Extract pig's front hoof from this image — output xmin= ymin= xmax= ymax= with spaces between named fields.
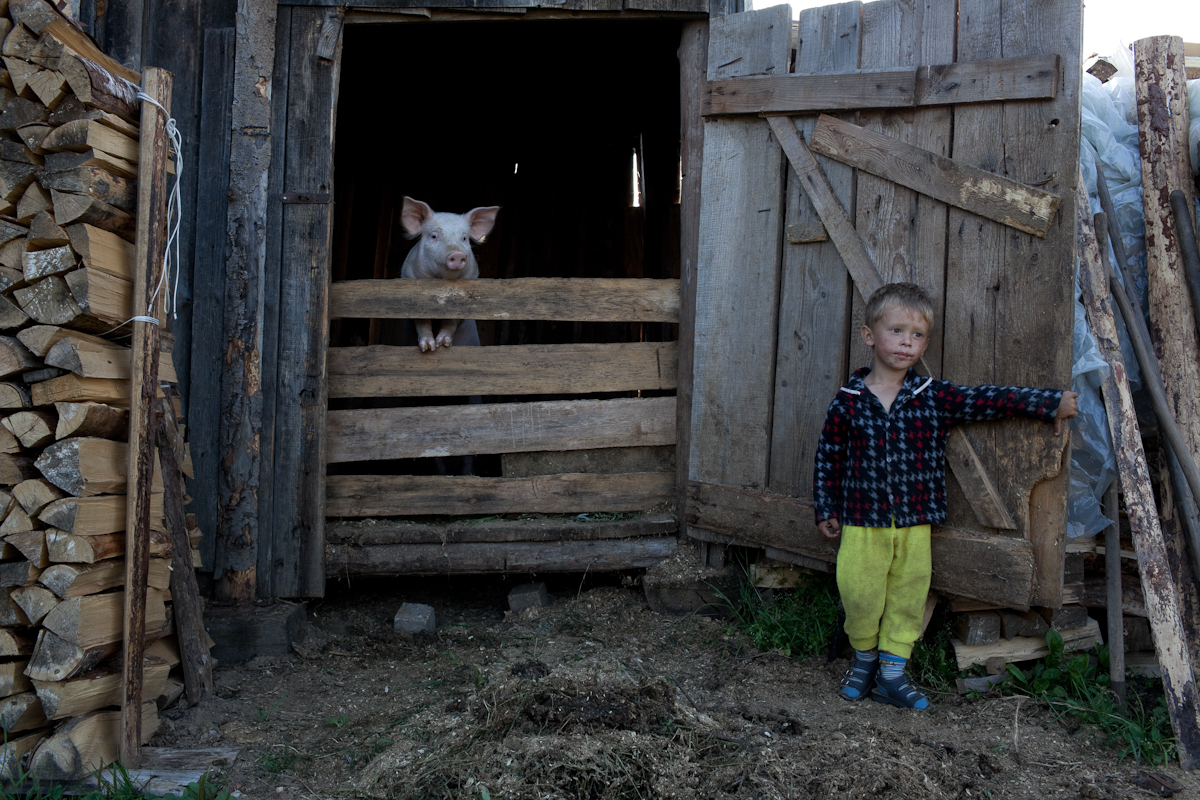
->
xmin=418 ymin=338 xmax=436 ymax=352
xmin=435 ymin=332 xmax=454 ymax=349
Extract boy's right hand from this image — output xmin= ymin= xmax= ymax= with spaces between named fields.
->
xmin=818 ymin=518 xmax=842 ymax=540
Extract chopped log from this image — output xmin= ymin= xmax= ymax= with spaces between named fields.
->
xmin=39 ymin=167 xmax=135 ymax=213
xmin=65 ymin=266 xmax=132 ymax=328
xmin=31 ymin=374 xmax=130 ymax=406
xmin=47 ymin=334 xmax=175 ymax=382
xmin=6 ymin=529 xmax=46 ymax=565
xmin=54 ymin=401 xmax=126 ymax=440
xmin=2 ymin=24 xmax=37 ymax=60
xmin=1019 ymin=610 xmax=1050 ymax=638
xmin=24 ymin=629 xmax=116 ymax=681
xmin=0 ymin=727 xmax=47 ymax=780
xmin=46 ymin=529 xmax=121 ymax=562
xmin=12 ymin=478 xmax=62 ymax=514
xmin=9 ymin=0 xmax=59 ymax=34
xmin=26 ymin=68 xmax=63 ymax=109
xmin=16 ymin=122 xmax=51 ymax=154
xmin=33 ymin=659 xmax=169 ymax=720
xmin=1042 ymin=604 xmax=1092 ymax=631
xmin=55 ymin=52 xmax=140 ymax=123
xmin=0 ymin=628 xmax=33 ymax=656
xmin=2 ymin=57 xmax=37 ymax=97
xmin=13 ymin=275 xmax=83 ymax=326
xmin=0 ymin=219 xmax=26 ymax=248
xmin=42 ymin=588 xmax=166 ymax=649
xmin=0 ymin=659 xmax=30 ymax=697
xmin=22 ymin=244 xmax=73 ymax=282
xmin=0 ymin=159 xmax=36 ymax=204
xmin=20 ymin=365 xmax=65 ymax=383
xmin=26 ymin=212 xmax=68 ymax=249
xmin=48 ymin=96 xmax=137 ymax=139
xmin=64 ymin=222 xmax=132 ymax=278
xmin=44 ymin=147 xmax=136 ymax=181
xmin=0 ymin=691 xmax=45 ymax=733
xmin=35 ymin=436 xmax=128 ymax=496
xmin=11 ymin=584 xmax=56 ymax=624
xmin=39 ymin=558 xmax=169 ymax=599
xmin=50 ymin=190 xmax=134 ymax=240
xmin=157 ymin=675 xmax=183 ymax=709
xmin=0 ymin=381 xmax=29 ymax=409
xmin=27 ymin=703 xmax=159 ymax=780
xmin=0 ymin=293 xmax=28 ymax=328
xmin=0 ymin=140 xmax=40 ymax=166
xmin=3 ymin=409 xmax=55 ymax=447
xmin=41 ymin=493 xmax=165 ymax=536
xmin=0 ymin=265 xmax=24 ymax=293
xmin=17 ymin=324 xmax=107 ymax=356
xmin=0 ymin=240 xmax=25 ymax=272
xmin=145 ymin=635 xmax=179 ymax=667
xmin=15 ymin=181 xmax=50 ymax=221
xmin=953 ymin=612 xmax=1001 ymax=646
xmin=0 ymin=453 xmax=36 ymax=484
xmin=0 ymin=97 xmax=46 ymax=132
xmin=41 ymin=118 xmax=138 ymax=162
xmin=0 ymin=587 xmax=29 ymax=625
xmin=0 ymin=558 xmax=37 ymax=585
xmin=0 ymin=335 xmax=36 ymax=379
xmin=0 ymin=424 xmax=16 ymax=454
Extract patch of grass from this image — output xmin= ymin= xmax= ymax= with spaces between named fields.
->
xmin=256 ymin=748 xmax=308 ymax=775
xmin=909 ymin=611 xmax=959 ymax=694
xmin=325 ymin=714 xmax=349 ymax=728
xmin=1002 ymin=629 xmax=1176 ymax=764
xmin=727 ymin=573 xmax=840 ymax=659
xmin=255 ymin=691 xmax=287 ymax=723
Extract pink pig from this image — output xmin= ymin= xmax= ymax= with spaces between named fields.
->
xmin=399 ymin=196 xmax=500 ymax=352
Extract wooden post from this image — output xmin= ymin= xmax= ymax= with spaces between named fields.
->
xmin=1134 ymin=36 xmax=1200 ymax=470
xmin=122 ymin=66 xmax=173 ymax=770
xmin=1077 ymin=187 xmax=1200 ymax=767
xmin=1104 ymin=481 xmax=1126 ymax=705
xmin=216 ymin=0 xmax=279 ymax=601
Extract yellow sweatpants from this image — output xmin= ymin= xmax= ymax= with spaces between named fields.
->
xmin=836 ymin=522 xmax=932 ymax=659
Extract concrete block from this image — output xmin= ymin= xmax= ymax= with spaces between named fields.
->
xmin=508 ymin=582 xmax=550 ymax=612
xmin=394 ymin=602 xmax=436 ymax=634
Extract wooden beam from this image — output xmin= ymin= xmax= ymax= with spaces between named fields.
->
xmin=122 ymin=66 xmax=172 ymax=772
xmin=326 ymin=396 xmax=675 ymax=463
xmin=767 ymin=114 xmax=1018 ymax=532
xmin=953 ymin=618 xmax=1102 ymax=669
xmin=808 ymin=114 xmax=1060 ymax=237
xmin=326 ymin=514 xmax=677 ymax=545
xmin=326 ymin=472 xmax=674 ymax=517
xmin=1076 ymin=182 xmax=1200 ymax=767
xmin=326 ymin=537 xmax=678 ymax=576
xmin=704 ymin=55 xmax=1060 ymax=115
xmin=327 ymin=341 xmax=678 ymax=398
xmin=328 ymin=277 xmax=680 ymax=323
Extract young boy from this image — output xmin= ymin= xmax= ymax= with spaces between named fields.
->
xmin=813 ymin=283 xmax=1078 ymax=710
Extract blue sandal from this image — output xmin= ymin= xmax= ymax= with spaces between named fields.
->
xmin=871 ymin=674 xmax=930 ymax=710
xmin=838 ymin=654 xmax=878 ymax=701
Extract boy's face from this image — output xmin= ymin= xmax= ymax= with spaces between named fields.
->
xmin=861 ymin=305 xmax=931 ymax=373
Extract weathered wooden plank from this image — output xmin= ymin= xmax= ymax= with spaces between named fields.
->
xmin=188 ymin=27 xmax=235 ymax=575
xmin=767 ymin=0 xmax=860 ymax=499
xmin=327 ymin=514 xmax=677 ymax=545
xmin=503 ymin=446 xmax=674 ymax=477
xmin=326 ymin=396 xmax=676 ymax=463
xmin=328 ymin=277 xmax=681 ymax=322
xmin=326 ymin=537 xmax=678 ymax=575
xmin=325 ymin=472 xmax=674 ymax=517
xmin=689 ymin=4 xmax=791 ymax=491
xmin=809 ymin=114 xmax=1060 ymax=237
xmin=327 ymin=341 xmax=677 ymax=398
xmin=1077 ymin=189 xmax=1200 ymax=767
xmin=704 ymin=55 xmax=1060 ymax=115
xmin=271 ymin=6 xmax=334 ymax=599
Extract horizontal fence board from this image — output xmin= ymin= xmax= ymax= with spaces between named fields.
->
xmin=328 ymin=278 xmax=680 ymax=322
xmin=327 ymin=537 xmax=678 ymax=574
xmin=328 ymin=341 xmax=678 ymax=398
xmin=326 ymin=514 xmax=678 ymax=545
xmin=326 ymin=396 xmax=676 ymax=463
xmin=326 ymin=472 xmax=674 ymax=516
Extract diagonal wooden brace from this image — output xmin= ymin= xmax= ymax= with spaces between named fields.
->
xmin=767 ymin=115 xmax=1018 ymax=531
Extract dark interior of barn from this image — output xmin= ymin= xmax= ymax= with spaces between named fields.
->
xmin=328 ymin=19 xmax=683 ymax=480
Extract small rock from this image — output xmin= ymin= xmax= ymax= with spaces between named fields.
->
xmin=508 ymin=582 xmax=550 ymax=612
xmin=394 ymin=602 xmax=436 ymax=634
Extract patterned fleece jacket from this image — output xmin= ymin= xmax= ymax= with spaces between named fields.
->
xmin=812 ymin=367 xmax=1062 ymax=528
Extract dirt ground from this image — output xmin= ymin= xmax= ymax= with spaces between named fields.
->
xmin=152 ymin=557 xmax=1200 ymax=800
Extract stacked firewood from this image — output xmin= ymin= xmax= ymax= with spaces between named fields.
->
xmin=0 ymin=0 xmax=201 ymax=781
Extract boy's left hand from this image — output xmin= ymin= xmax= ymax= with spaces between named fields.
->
xmin=1054 ymin=390 xmax=1079 ymax=436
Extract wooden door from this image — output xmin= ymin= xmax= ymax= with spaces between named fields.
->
xmin=685 ymin=0 xmax=1082 ymax=609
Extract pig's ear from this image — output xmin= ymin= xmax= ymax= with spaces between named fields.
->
xmin=466 ymin=206 xmax=500 ymax=242
xmin=400 ymin=197 xmax=433 ymax=238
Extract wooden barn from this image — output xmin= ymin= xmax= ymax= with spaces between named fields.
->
xmin=76 ymin=0 xmax=1081 ymax=611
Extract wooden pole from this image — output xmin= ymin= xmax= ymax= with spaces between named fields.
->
xmin=122 ymin=66 xmax=172 ymax=770
xmin=1104 ymin=482 xmax=1126 ymax=705
xmin=1077 ymin=185 xmax=1200 ymax=767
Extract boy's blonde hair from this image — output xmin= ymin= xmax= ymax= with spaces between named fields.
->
xmin=864 ymin=282 xmax=934 ymax=328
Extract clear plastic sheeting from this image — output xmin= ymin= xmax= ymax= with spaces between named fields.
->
xmin=1067 ymin=279 xmax=1117 ymax=538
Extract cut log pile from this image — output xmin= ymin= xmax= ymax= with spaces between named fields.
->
xmin=0 ymin=0 xmax=206 ymax=781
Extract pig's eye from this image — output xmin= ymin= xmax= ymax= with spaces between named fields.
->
xmin=429 ymin=232 xmax=438 ymax=241
xmin=462 ymin=235 xmax=468 ymax=242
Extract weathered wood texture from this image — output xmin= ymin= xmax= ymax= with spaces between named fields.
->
xmin=329 ymin=278 xmax=681 ymax=322
xmin=122 ymin=66 xmax=171 ymax=771
xmin=689 ymin=3 xmax=790 ymax=490
xmin=327 ymin=341 xmax=677 ymax=398
xmin=1077 ymin=187 xmax=1200 ymax=767
xmin=327 ymin=514 xmax=677 ymax=545
xmin=326 ymin=472 xmax=674 ymax=517
xmin=216 ymin=0 xmax=279 ymax=601
xmin=327 ymin=397 xmax=676 ymax=463
xmin=1135 ymin=36 xmax=1200 ymax=490
xmin=327 ymin=537 xmax=678 ymax=576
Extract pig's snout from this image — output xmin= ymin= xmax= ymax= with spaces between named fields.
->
xmin=446 ymin=252 xmax=467 ymax=271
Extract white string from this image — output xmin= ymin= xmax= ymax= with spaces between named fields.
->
xmin=135 ymin=90 xmax=183 ymax=322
